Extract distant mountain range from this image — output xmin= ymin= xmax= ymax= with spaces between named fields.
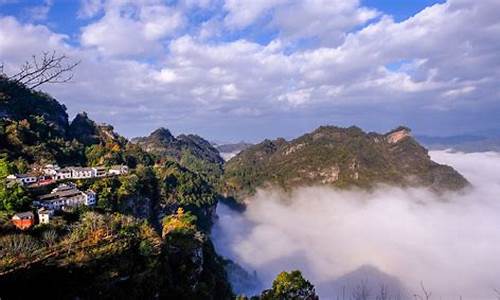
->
xmin=416 ymin=134 xmax=500 ymax=152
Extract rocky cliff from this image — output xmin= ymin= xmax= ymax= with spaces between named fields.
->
xmin=223 ymin=126 xmax=469 ymax=200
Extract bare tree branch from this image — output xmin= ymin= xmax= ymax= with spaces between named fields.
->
xmin=1 ymin=51 xmax=80 ymax=89
xmin=413 ymin=281 xmax=431 ymax=300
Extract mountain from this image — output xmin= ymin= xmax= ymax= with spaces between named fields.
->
xmin=0 ymin=76 xmax=234 ymax=299
xmin=416 ymin=134 xmax=500 ymax=152
xmin=0 ymin=77 xmax=85 ymax=165
xmin=0 ymin=77 xmax=69 ymax=135
xmin=319 ymin=265 xmax=409 ymax=299
xmin=133 ymin=128 xmax=223 ymax=164
xmin=132 ymin=128 xmax=224 ymax=185
xmin=214 ymin=142 xmax=254 ymax=161
xmin=223 ymin=126 xmax=469 ymax=200
xmin=214 ymin=142 xmax=253 ymax=154
xmin=69 ymin=112 xmax=126 ymax=147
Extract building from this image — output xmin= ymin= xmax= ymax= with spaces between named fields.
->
xmin=34 ymin=183 xmax=97 ymax=211
xmin=70 ymin=167 xmax=95 ymax=179
xmin=38 ymin=208 xmax=54 ymax=224
xmin=42 ymin=164 xmax=61 ymax=176
xmin=12 ymin=212 xmax=35 ymax=230
xmin=6 ymin=174 xmax=38 ymax=185
xmin=54 ymin=168 xmax=72 ymax=180
xmin=109 ymin=165 xmax=129 ymax=176
xmin=38 ymin=175 xmax=55 ymax=186
xmin=92 ymin=166 xmax=107 ymax=177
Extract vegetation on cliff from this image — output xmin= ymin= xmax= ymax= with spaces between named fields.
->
xmin=0 ymin=75 xmax=233 ymax=299
xmin=132 ymin=128 xmax=225 ymax=186
xmin=223 ymin=126 xmax=469 ymax=200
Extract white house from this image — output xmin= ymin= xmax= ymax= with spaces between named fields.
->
xmin=70 ymin=167 xmax=96 ymax=179
xmin=85 ymin=190 xmax=97 ymax=206
xmin=34 ymin=183 xmax=97 ymax=211
xmin=38 ymin=208 xmax=54 ymax=224
xmin=92 ymin=167 xmax=107 ymax=177
xmin=43 ymin=164 xmax=61 ymax=176
xmin=108 ymin=165 xmax=129 ymax=176
xmin=7 ymin=174 xmax=38 ymax=185
xmin=54 ymin=168 xmax=72 ymax=180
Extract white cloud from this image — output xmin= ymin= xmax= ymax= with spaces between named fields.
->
xmin=80 ymin=1 xmax=184 ymax=57
xmin=78 ymin=0 xmax=105 ymax=19
xmin=24 ymin=0 xmax=53 ymax=21
xmin=223 ymin=0 xmax=286 ymax=29
xmin=0 ymin=16 xmax=70 ymax=68
xmin=213 ymin=150 xmax=500 ymax=298
xmin=1 ymin=0 xmax=500 ymax=139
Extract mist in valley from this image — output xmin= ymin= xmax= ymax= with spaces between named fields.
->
xmin=212 ymin=151 xmax=500 ymax=299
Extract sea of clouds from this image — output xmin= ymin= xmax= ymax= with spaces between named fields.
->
xmin=212 ymin=150 xmax=500 ymax=299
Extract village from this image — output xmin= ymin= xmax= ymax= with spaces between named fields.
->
xmin=8 ymin=164 xmax=128 ymax=230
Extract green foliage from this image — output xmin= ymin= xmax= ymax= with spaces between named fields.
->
xmin=162 ymin=208 xmax=197 ymax=236
xmin=0 ymin=155 xmax=12 ymax=178
xmin=0 ymin=180 xmax=31 ymax=212
xmin=224 ymin=126 xmax=469 ymax=200
xmin=260 ymin=270 xmax=318 ymax=300
xmin=88 ymin=177 xmax=121 ymax=211
xmin=156 ymin=160 xmax=217 ymax=208
xmin=180 ymin=149 xmax=224 ymax=187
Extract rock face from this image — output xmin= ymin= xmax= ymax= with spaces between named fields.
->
xmin=132 ymin=128 xmax=225 ymax=186
xmin=223 ymin=125 xmax=469 ymax=200
xmin=133 ymin=128 xmax=223 ymax=165
xmin=69 ymin=112 xmax=125 ymax=146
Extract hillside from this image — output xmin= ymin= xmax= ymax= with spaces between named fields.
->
xmin=0 ymin=77 xmax=85 ymax=165
xmin=0 ymin=76 xmax=236 ymax=299
xmin=69 ymin=112 xmax=126 ymax=147
xmin=132 ymin=128 xmax=224 ymax=185
xmin=223 ymin=126 xmax=469 ymax=200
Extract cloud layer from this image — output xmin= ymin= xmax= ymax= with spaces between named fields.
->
xmin=212 ymin=150 xmax=500 ymax=298
xmin=1 ymin=0 xmax=500 ymax=140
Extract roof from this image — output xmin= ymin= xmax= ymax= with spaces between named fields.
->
xmin=70 ymin=167 xmax=94 ymax=172
xmin=13 ymin=211 xmax=34 ymax=219
xmin=39 ymin=186 xmax=83 ymax=201
xmin=11 ymin=173 xmax=38 ymax=178
xmin=110 ymin=165 xmax=127 ymax=169
xmin=40 ymin=189 xmax=82 ymax=200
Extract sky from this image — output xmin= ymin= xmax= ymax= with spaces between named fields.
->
xmin=0 ymin=0 xmax=499 ymax=142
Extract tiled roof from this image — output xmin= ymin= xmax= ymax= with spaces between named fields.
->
xmin=14 ymin=211 xmax=34 ymax=218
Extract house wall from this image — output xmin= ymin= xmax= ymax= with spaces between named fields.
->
xmin=12 ymin=219 xmax=34 ymax=230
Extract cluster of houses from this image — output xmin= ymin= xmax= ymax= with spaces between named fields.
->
xmin=8 ymin=163 xmax=129 ymax=230
xmin=7 ymin=164 xmax=128 ymax=186
xmin=11 ymin=182 xmax=97 ymax=230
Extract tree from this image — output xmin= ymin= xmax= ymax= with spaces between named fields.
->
xmin=260 ymin=270 xmax=318 ymax=300
xmin=0 ymin=180 xmax=30 ymax=212
xmin=0 ymin=155 xmax=12 ymax=179
xmin=1 ymin=51 xmax=79 ymax=89
xmin=162 ymin=207 xmax=197 ymax=237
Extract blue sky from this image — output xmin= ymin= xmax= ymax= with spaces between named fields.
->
xmin=1 ymin=0 xmax=499 ymax=142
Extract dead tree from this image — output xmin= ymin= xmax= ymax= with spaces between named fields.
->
xmin=413 ymin=281 xmax=431 ymax=300
xmin=1 ymin=51 xmax=80 ymax=89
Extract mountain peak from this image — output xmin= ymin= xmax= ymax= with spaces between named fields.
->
xmin=223 ymin=124 xmax=469 ymax=200
xmin=150 ymin=127 xmax=175 ymax=143
xmin=385 ymin=126 xmax=412 ymax=144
